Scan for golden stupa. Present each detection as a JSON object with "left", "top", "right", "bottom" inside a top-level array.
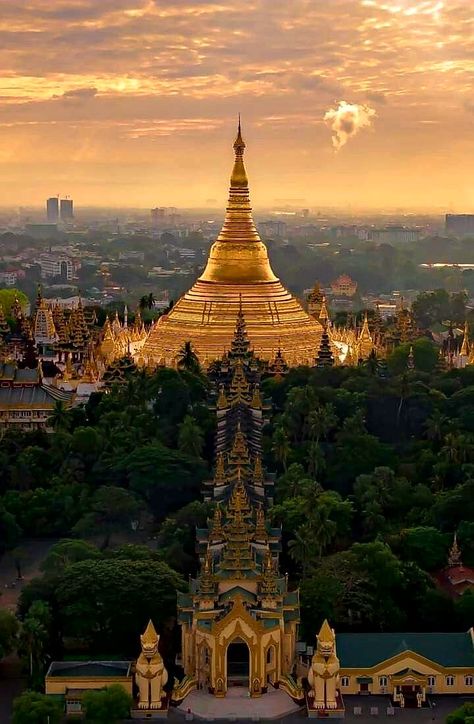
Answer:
[{"left": 142, "top": 121, "right": 322, "bottom": 367}]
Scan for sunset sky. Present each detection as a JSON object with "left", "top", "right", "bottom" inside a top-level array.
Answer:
[{"left": 0, "top": 0, "right": 473, "bottom": 210}]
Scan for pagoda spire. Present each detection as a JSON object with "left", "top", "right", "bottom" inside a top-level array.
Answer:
[
  {"left": 199, "top": 119, "right": 277, "bottom": 284},
  {"left": 316, "top": 327, "right": 334, "bottom": 368},
  {"left": 229, "top": 297, "right": 252, "bottom": 360},
  {"left": 318, "top": 296, "right": 330, "bottom": 327},
  {"left": 448, "top": 532, "right": 462, "bottom": 567},
  {"left": 460, "top": 320, "right": 470, "bottom": 357}
]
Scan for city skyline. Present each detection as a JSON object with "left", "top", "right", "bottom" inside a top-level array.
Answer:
[{"left": 0, "top": 0, "right": 473, "bottom": 210}]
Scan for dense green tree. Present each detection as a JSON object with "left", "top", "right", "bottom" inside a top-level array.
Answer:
[
  {"left": 12, "top": 691, "right": 62, "bottom": 724},
  {"left": 157, "top": 500, "right": 213, "bottom": 575},
  {"left": 353, "top": 467, "right": 413, "bottom": 536},
  {"left": 446, "top": 701, "right": 474, "bottom": 724},
  {"left": 2, "top": 483, "right": 84, "bottom": 537},
  {"left": 455, "top": 590, "right": 474, "bottom": 630},
  {"left": 116, "top": 442, "right": 207, "bottom": 520},
  {"left": 0, "top": 503, "right": 21, "bottom": 554},
  {"left": 275, "top": 464, "right": 316, "bottom": 500},
  {"left": 387, "top": 339, "right": 438, "bottom": 375},
  {"left": 272, "top": 494, "right": 309, "bottom": 532},
  {"left": 82, "top": 684, "right": 132, "bottom": 723},
  {"left": 73, "top": 486, "right": 142, "bottom": 549},
  {"left": 40, "top": 539, "right": 100, "bottom": 576},
  {"left": 55, "top": 558, "right": 184, "bottom": 652},
  {"left": 0, "top": 288, "right": 28, "bottom": 318},
  {"left": 328, "top": 415, "right": 395, "bottom": 494},
  {"left": 397, "top": 527, "right": 449, "bottom": 571},
  {"left": 411, "top": 289, "right": 452, "bottom": 328},
  {"left": 0, "top": 608, "right": 18, "bottom": 659},
  {"left": 178, "top": 415, "right": 204, "bottom": 457}
]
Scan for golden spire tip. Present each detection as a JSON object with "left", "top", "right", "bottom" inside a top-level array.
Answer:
[{"left": 234, "top": 115, "right": 245, "bottom": 154}]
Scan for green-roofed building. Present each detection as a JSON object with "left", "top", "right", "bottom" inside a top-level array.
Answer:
[
  {"left": 303, "top": 625, "right": 474, "bottom": 708},
  {"left": 45, "top": 660, "right": 133, "bottom": 716}
]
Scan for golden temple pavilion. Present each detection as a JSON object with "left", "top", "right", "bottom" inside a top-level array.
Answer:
[{"left": 142, "top": 121, "right": 322, "bottom": 367}]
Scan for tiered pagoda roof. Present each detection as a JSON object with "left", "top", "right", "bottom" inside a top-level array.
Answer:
[
  {"left": 179, "top": 298, "right": 295, "bottom": 612},
  {"left": 141, "top": 122, "right": 321, "bottom": 368}
]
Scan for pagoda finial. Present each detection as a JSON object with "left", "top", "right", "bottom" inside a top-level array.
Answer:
[
  {"left": 319, "top": 296, "right": 329, "bottom": 328},
  {"left": 230, "top": 117, "right": 248, "bottom": 189},
  {"left": 234, "top": 114, "right": 245, "bottom": 155},
  {"left": 460, "top": 320, "right": 470, "bottom": 357},
  {"left": 448, "top": 532, "right": 462, "bottom": 567}
]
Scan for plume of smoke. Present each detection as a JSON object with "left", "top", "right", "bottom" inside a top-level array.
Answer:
[{"left": 324, "top": 101, "right": 376, "bottom": 151}]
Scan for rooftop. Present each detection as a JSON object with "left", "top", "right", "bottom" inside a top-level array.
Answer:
[
  {"left": 46, "top": 661, "right": 132, "bottom": 678},
  {"left": 336, "top": 631, "right": 474, "bottom": 669}
]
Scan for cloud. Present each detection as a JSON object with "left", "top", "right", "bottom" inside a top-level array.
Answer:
[
  {"left": 0, "top": 0, "right": 472, "bottom": 206},
  {"left": 366, "top": 91, "right": 387, "bottom": 105},
  {"left": 323, "top": 100, "right": 376, "bottom": 150},
  {"left": 60, "top": 87, "right": 98, "bottom": 102}
]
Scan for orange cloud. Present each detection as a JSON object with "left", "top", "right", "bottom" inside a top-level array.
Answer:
[{"left": 0, "top": 0, "right": 471, "bottom": 208}]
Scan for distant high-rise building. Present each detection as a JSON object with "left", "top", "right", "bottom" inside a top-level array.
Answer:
[
  {"left": 446, "top": 214, "right": 474, "bottom": 237},
  {"left": 46, "top": 197, "right": 59, "bottom": 223},
  {"left": 60, "top": 198, "right": 74, "bottom": 222},
  {"left": 151, "top": 207, "right": 166, "bottom": 227}
]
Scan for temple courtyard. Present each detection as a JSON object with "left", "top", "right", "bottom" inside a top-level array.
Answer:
[
  {"left": 168, "top": 694, "right": 473, "bottom": 722},
  {"left": 177, "top": 687, "right": 301, "bottom": 720}
]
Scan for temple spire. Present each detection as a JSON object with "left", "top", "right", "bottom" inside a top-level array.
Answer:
[
  {"left": 230, "top": 116, "right": 248, "bottom": 189},
  {"left": 448, "top": 532, "right": 462, "bottom": 567}
]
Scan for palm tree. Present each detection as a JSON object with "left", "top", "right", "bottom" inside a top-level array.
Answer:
[
  {"left": 307, "top": 403, "right": 338, "bottom": 443},
  {"left": 18, "top": 601, "right": 51, "bottom": 679},
  {"left": 364, "top": 350, "right": 379, "bottom": 376},
  {"left": 311, "top": 506, "right": 337, "bottom": 558},
  {"left": 396, "top": 372, "right": 410, "bottom": 427},
  {"left": 177, "top": 341, "right": 201, "bottom": 373},
  {"left": 441, "top": 433, "right": 469, "bottom": 465},
  {"left": 178, "top": 415, "right": 204, "bottom": 457},
  {"left": 272, "top": 425, "right": 290, "bottom": 471},
  {"left": 139, "top": 293, "right": 156, "bottom": 311},
  {"left": 306, "top": 442, "right": 325, "bottom": 479},
  {"left": 424, "top": 410, "right": 448, "bottom": 446},
  {"left": 48, "top": 400, "right": 70, "bottom": 431},
  {"left": 288, "top": 524, "right": 316, "bottom": 577}
]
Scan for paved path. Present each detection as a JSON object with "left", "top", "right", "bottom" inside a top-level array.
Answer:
[
  {"left": 0, "top": 539, "right": 59, "bottom": 611},
  {"left": 177, "top": 687, "right": 301, "bottom": 720}
]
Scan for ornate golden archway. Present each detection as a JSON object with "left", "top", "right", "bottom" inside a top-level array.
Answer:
[{"left": 226, "top": 637, "right": 250, "bottom": 688}]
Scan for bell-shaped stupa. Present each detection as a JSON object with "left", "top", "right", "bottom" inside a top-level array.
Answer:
[{"left": 142, "top": 121, "right": 322, "bottom": 367}]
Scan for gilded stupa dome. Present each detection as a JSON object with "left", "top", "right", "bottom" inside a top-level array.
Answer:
[{"left": 142, "top": 121, "right": 322, "bottom": 367}]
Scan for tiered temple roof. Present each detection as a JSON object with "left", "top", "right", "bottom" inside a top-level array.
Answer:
[
  {"left": 204, "top": 309, "right": 273, "bottom": 506},
  {"left": 177, "top": 304, "right": 299, "bottom": 684}
]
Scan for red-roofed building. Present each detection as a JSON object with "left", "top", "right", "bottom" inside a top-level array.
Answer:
[
  {"left": 331, "top": 274, "right": 357, "bottom": 297},
  {"left": 434, "top": 534, "right": 474, "bottom": 598}
]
